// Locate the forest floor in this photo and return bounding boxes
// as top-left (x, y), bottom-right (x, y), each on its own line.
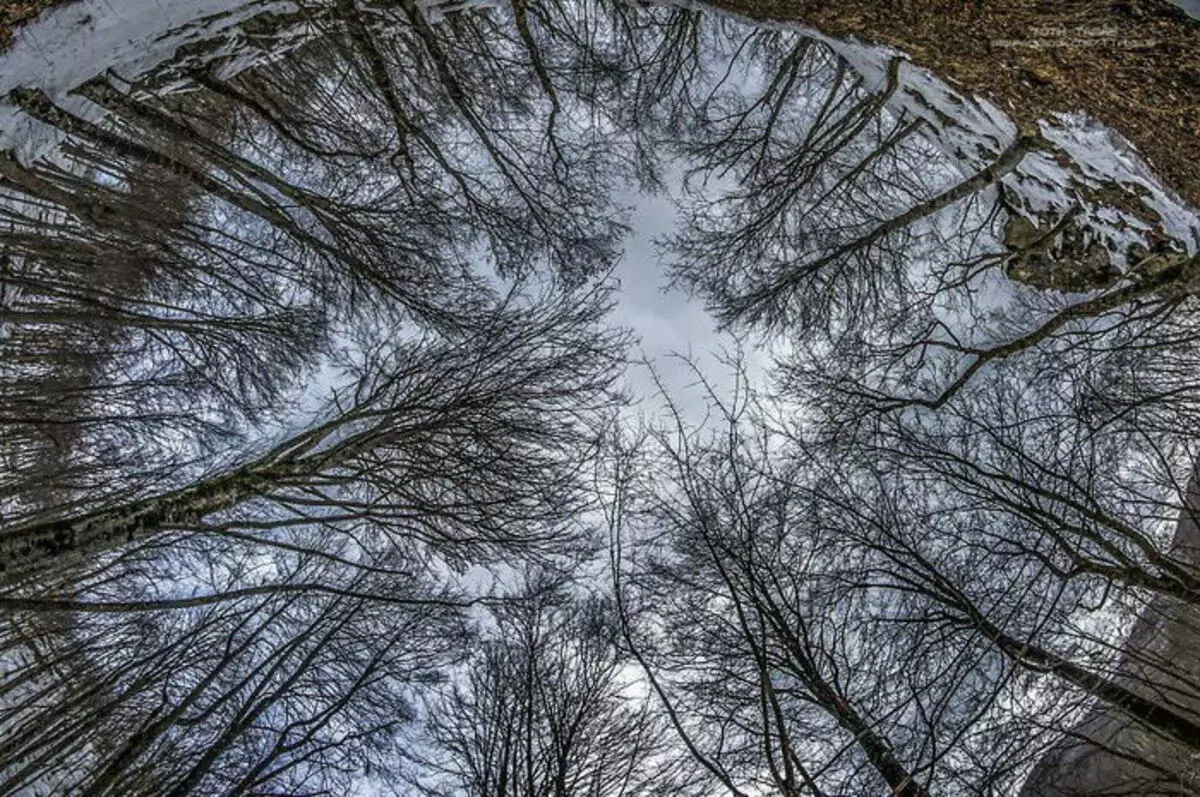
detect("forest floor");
top-left (5, 0), bottom-right (1199, 211)
top-left (0, 0), bottom-right (63, 50)
top-left (715, 0), bottom-right (1200, 210)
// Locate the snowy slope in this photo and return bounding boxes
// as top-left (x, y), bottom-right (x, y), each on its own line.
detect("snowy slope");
top-left (684, 0), bottom-right (1200, 267)
top-left (0, 0), bottom-right (307, 163)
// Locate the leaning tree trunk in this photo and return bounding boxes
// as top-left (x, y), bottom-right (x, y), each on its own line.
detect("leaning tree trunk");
top-left (1020, 465), bottom-right (1200, 797)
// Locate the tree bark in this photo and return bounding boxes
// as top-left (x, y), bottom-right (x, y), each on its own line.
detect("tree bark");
top-left (1020, 466), bottom-right (1200, 795)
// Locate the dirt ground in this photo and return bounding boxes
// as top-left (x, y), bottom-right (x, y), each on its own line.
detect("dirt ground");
top-left (0, 0), bottom-right (63, 49)
top-left (714, 0), bottom-right (1200, 210)
top-left (4, 0), bottom-right (1200, 210)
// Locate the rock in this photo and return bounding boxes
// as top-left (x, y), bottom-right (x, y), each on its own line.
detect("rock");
top-left (1004, 213), bottom-right (1042, 249)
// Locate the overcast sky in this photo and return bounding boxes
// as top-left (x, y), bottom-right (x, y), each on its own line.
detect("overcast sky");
top-left (609, 178), bottom-right (774, 430)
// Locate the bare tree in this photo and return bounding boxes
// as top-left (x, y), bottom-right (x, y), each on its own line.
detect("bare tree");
top-left (6, 0), bottom-right (1199, 793)
top-left (647, 8), bottom-right (1200, 792)
top-left (609, 376), bottom-right (963, 796)
top-left (412, 571), bottom-right (697, 797)
top-left (1, 563), bottom-right (471, 796)
top-left (1, 0), bottom-right (663, 535)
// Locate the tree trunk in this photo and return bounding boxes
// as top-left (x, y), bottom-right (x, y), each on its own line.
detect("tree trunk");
top-left (1020, 466), bottom-right (1200, 796)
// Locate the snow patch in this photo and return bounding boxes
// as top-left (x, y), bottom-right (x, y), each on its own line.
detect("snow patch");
top-left (686, 0), bottom-right (1200, 260)
top-left (0, 0), bottom-right (302, 162)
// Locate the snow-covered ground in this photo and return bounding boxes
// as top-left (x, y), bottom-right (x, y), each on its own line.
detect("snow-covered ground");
top-left (685, 0), bottom-right (1200, 266)
top-left (3, 2), bottom-right (1196, 794)
top-left (4, 0), bottom-right (1196, 393)
top-left (6, 0), bottom-right (1194, 239)
top-left (0, 0), bottom-right (303, 163)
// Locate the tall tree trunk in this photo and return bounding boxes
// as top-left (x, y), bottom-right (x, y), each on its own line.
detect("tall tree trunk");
top-left (1020, 465), bottom-right (1200, 796)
